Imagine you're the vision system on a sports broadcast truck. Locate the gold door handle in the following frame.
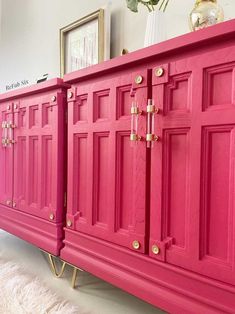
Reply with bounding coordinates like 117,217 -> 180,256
146,99 -> 159,148
130,101 -> 142,143
1,121 -> 8,147
7,121 -> 15,147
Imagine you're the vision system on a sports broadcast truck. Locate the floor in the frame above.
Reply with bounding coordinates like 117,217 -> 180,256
0,230 -> 165,314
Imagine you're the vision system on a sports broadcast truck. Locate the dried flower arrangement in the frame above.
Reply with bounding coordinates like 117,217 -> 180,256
126,0 -> 170,12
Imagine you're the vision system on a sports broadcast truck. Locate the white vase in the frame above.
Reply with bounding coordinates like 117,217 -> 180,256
144,10 -> 167,47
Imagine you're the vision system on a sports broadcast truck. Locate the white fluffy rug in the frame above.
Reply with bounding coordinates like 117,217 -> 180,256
0,258 -> 81,314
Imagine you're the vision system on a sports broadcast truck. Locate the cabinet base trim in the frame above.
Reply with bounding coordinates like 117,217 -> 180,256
0,204 -> 63,255
61,229 -> 235,314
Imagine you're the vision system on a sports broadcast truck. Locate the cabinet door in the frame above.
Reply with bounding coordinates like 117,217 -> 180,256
13,93 -> 62,221
0,102 -> 13,207
67,70 -> 148,253
150,47 -> 235,285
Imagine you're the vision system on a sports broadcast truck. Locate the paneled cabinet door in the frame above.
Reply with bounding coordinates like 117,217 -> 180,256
0,103 -> 14,207
150,47 -> 235,285
67,70 -> 148,253
13,93 -> 62,222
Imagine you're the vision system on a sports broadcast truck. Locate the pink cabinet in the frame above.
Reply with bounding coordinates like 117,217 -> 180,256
61,20 -> 235,314
0,79 -> 69,255
150,48 -> 235,287
66,70 -> 148,252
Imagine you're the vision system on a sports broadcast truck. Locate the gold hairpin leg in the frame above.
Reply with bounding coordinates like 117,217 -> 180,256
48,254 -> 67,278
71,267 -> 78,288
71,266 -> 84,289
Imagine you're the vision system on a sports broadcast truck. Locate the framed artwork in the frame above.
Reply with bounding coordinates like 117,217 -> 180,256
60,9 -> 108,77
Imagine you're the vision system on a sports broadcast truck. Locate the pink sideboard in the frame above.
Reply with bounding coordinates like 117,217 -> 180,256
0,79 -> 69,255
61,20 -> 235,313
0,19 -> 235,314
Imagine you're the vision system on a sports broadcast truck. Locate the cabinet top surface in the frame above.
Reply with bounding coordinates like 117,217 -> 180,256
64,19 -> 235,84
0,78 -> 70,103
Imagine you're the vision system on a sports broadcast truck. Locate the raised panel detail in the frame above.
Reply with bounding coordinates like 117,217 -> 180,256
115,132 -> 133,232
162,129 -> 190,249
74,95 -> 88,123
28,136 -> 39,205
73,134 -> 88,220
41,135 -> 52,208
42,103 -> 53,127
29,105 -> 39,128
204,63 -> 235,110
15,137 -> 26,204
94,90 -> 110,121
17,108 -> 27,128
116,85 -> 132,119
200,126 -> 235,266
93,132 -> 110,227
165,73 -> 191,113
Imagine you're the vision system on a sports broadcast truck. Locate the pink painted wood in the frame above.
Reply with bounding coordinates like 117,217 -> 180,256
66,69 -> 148,252
0,78 -> 70,255
62,20 -> 235,313
0,102 -> 14,207
150,43 -> 235,286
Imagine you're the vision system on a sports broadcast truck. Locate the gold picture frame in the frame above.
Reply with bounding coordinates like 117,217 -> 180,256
60,9 -> 104,77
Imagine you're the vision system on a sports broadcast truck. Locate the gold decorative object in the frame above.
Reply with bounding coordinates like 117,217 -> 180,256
121,48 -> 129,55
189,0 -> 224,31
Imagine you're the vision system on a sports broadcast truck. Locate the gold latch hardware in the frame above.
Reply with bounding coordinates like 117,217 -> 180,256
2,138 -> 8,147
2,121 -> 7,128
146,134 -> 159,142
147,104 -> 159,114
130,106 -> 142,115
130,134 -> 142,142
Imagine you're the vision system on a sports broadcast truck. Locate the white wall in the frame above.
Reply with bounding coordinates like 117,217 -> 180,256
0,0 -> 234,92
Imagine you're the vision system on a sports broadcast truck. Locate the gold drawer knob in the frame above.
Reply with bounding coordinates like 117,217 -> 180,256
49,213 -> 54,220
152,245 -> 160,255
12,202 -> 16,208
135,75 -> 143,85
132,240 -> 140,250
67,220 -> 72,227
51,96 -> 56,102
155,67 -> 164,77
68,92 -> 73,99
